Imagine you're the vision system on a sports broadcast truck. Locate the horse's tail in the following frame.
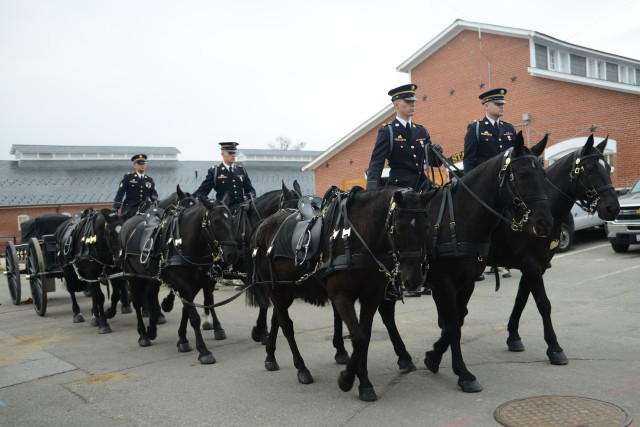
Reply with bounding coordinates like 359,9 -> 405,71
245,282 -> 271,309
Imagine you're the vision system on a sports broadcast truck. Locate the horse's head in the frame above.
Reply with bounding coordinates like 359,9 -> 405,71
386,189 -> 436,292
98,208 -> 123,265
571,135 -> 620,220
201,198 -> 238,267
280,180 -> 301,210
500,131 -> 553,237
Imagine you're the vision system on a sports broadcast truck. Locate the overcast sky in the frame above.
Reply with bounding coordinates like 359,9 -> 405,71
1,0 -> 639,162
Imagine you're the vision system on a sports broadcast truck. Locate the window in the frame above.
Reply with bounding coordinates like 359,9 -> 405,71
587,58 -> 605,79
549,49 -> 570,73
619,65 -> 637,84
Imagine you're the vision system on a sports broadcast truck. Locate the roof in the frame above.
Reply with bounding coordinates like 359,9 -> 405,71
398,19 -> 640,73
10,145 -> 181,155
0,159 -> 316,207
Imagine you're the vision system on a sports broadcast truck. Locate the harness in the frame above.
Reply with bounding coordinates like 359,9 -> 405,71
430,148 -> 547,259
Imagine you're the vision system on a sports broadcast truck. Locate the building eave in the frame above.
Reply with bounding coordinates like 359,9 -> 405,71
302,104 -> 395,171
528,67 -> 640,95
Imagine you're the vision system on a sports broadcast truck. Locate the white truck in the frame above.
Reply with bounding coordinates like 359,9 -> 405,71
605,179 -> 640,253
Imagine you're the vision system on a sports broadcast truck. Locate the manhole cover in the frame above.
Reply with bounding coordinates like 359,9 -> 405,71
494,395 -> 633,427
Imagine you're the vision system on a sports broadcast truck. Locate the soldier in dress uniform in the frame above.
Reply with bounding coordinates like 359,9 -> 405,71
366,84 -> 443,298
112,154 -> 158,221
462,88 -> 516,173
366,84 -> 443,192
463,88 -> 516,280
194,142 -> 256,214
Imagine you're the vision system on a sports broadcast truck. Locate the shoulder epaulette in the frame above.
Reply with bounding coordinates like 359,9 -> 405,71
146,175 -> 154,179
380,121 -> 392,128
127,171 -> 135,175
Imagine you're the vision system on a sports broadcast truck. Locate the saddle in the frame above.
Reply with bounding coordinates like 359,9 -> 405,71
291,196 -> 324,266
60,208 -> 95,261
134,208 -> 166,266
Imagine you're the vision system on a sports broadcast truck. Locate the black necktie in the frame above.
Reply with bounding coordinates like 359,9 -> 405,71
406,122 -> 411,131
494,121 -> 500,134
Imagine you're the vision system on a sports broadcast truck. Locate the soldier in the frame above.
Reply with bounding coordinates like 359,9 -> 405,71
112,154 -> 158,221
366,83 -> 443,192
463,88 -> 516,279
194,142 -> 256,214
462,88 -> 516,173
366,83 -> 443,298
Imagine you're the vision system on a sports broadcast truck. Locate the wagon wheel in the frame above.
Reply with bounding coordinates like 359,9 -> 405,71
5,241 -> 22,305
27,237 -> 48,316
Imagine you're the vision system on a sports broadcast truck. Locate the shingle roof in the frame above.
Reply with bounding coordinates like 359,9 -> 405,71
0,160 -> 315,207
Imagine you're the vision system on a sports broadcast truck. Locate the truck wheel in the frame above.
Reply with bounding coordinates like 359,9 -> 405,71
557,222 -> 573,253
611,243 -> 629,253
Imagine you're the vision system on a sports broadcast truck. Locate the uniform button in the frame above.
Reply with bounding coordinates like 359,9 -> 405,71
233,185 -> 236,188
413,154 -> 416,158
415,163 -> 419,167
411,146 -> 414,149
499,145 -> 503,148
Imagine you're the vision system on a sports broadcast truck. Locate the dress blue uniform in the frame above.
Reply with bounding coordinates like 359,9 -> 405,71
113,154 -> 158,220
463,88 -> 516,173
194,142 -> 256,213
366,84 -> 442,191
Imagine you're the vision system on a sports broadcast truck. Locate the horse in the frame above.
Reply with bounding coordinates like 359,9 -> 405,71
118,194 -> 238,364
247,187 -> 435,401
489,134 -> 619,364
54,208 -> 123,333
159,181 -> 302,340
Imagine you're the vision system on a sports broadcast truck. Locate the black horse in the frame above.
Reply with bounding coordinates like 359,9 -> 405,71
489,135 -> 620,363
159,181 -> 302,339
119,195 -> 238,364
55,208 -> 123,333
247,187 -> 435,401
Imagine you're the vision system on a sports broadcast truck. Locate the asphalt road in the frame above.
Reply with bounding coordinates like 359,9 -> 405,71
1,235 -> 639,427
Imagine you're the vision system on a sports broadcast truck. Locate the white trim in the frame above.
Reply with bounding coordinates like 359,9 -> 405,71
545,136 -> 617,160
528,67 -> 640,95
302,104 -> 395,171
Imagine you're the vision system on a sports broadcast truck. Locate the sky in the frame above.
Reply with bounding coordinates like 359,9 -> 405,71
1,0 -> 640,162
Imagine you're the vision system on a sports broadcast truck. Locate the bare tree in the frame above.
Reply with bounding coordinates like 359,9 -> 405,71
268,136 -> 307,150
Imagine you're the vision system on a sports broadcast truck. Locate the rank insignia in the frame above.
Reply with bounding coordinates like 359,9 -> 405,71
218,174 -> 228,179
481,131 -> 492,136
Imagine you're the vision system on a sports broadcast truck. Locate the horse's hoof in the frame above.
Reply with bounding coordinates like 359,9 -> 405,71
138,338 -> 152,347
199,354 -> 216,365
73,314 -> 85,323
121,305 -> 132,314
161,298 -> 174,312
156,315 -> 166,325
507,339 -> 525,352
547,350 -> 568,365
90,317 -> 98,327
458,378 -> 483,393
334,352 -> 350,365
424,353 -> 440,374
98,325 -> 112,334
338,370 -> 354,392
398,358 -> 417,372
265,360 -> 280,371
213,329 -> 226,340
251,326 -> 268,343
177,342 -> 192,352
297,370 -> 314,384
359,387 -> 378,402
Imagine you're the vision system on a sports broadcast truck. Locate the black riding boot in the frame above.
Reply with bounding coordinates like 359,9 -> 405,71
384,282 -> 401,301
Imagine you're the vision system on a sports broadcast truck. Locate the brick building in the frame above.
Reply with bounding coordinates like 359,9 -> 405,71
303,20 -> 640,193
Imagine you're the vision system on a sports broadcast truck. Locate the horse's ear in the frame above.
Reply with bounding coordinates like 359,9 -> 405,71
512,131 -> 525,155
100,208 -> 120,224
177,185 -> 185,199
392,190 -> 404,204
293,180 -> 302,196
584,134 -> 595,154
596,135 -> 609,153
221,192 -> 231,206
281,181 -> 291,196
201,198 -> 215,210
531,133 -> 549,157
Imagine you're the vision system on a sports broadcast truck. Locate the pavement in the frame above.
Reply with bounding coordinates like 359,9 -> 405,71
1,233 -> 639,426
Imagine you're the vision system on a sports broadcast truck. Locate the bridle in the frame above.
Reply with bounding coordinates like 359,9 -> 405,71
547,147 -> 614,215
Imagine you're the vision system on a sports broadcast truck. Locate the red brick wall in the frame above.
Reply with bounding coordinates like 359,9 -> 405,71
314,31 -> 640,193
